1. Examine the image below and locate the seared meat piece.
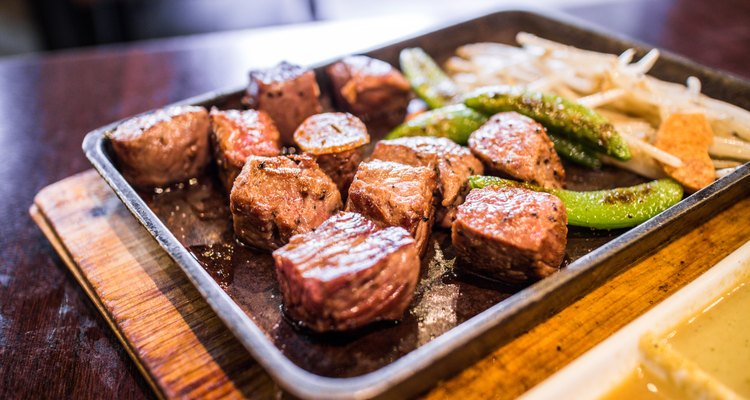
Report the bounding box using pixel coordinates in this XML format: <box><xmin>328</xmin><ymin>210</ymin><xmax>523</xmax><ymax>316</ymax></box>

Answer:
<box><xmin>293</xmin><ymin>112</ymin><xmax>370</xmax><ymax>194</ymax></box>
<box><xmin>108</xmin><ymin>105</ymin><xmax>211</xmax><ymax>188</ymax></box>
<box><xmin>346</xmin><ymin>160</ymin><xmax>437</xmax><ymax>256</ymax></box>
<box><xmin>242</xmin><ymin>61</ymin><xmax>322</xmax><ymax>145</ymax></box>
<box><xmin>452</xmin><ymin>186</ymin><xmax>567</xmax><ymax>284</ymax></box>
<box><xmin>469</xmin><ymin>112</ymin><xmax>565</xmax><ymax>189</ymax></box>
<box><xmin>327</xmin><ymin>55</ymin><xmax>411</xmax><ymax>124</ymax></box>
<box><xmin>210</xmin><ymin>108</ymin><xmax>282</xmax><ymax>191</ymax></box>
<box><xmin>273</xmin><ymin>211</ymin><xmax>419</xmax><ymax>332</ymax></box>
<box><xmin>370</xmin><ymin>137</ymin><xmax>484</xmax><ymax>228</ymax></box>
<box><xmin>230</xmin><ymin>155</ymin><xmax>341</xmax><ymax>251</ymax></box>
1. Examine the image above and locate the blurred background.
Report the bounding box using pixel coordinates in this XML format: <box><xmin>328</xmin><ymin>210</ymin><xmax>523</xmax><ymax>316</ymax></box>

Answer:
<box><xmin>1</xmin><ymin>0</ymin><xmax>637</xmax><ymax>57</ymax></box>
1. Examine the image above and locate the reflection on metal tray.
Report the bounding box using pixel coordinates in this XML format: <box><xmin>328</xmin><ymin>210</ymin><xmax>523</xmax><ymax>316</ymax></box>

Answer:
<box><xmin>83</xmin><ymin>8</ymin><xmax>750</xmax><ymax>400</ymax></box>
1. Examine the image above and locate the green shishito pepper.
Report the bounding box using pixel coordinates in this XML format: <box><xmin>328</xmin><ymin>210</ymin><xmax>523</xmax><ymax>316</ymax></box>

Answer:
<box><xmin>469</xmin><ymin>175</ymin><xmax>683</xmax><ymax>230</ymax></box>
<box><xmin>385</xmin><ymin>104</ymin><xmax>488</xmax><ymax>144</ymax></box>
<box><xmin>548</xmin><ymin>133</ymin><xmax>602</xmax><ymax>169</ymax></box>
<box><xmin>463</xmin><ymin>86</ymin><xmax>632</xmax><ymax>161</ymax></box>
<box><xmin>399</xmin><ymin>47</ymin><xmax>460</xmax><ymax>109</ymax></box>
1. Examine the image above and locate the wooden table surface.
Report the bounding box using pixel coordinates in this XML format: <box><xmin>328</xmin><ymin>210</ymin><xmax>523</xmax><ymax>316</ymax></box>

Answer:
<box><xmin>2</xmin><ymin>0</ymin><xmax>749</xmax><ymax>398</ymax></box>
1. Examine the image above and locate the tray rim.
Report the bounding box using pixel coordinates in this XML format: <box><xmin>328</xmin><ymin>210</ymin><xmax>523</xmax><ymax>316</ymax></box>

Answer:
<box><xmin>82</xmin><ymin>6</ymin><xmax>750</xmax><ymax>400</ymax></box>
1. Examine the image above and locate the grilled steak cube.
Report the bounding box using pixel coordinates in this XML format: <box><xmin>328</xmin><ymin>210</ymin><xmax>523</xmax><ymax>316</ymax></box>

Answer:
<box><xmin>108</xmin><ymin>105</ymin><xmax>211</xmax><ymax>188</ymax></box>
<box><xmin>327</xmin><ymin>55</ymin><xmax>411</xmax><ymax>125</ymax></box>
<box><xmin>452</xmin><ymin>186</ymin><xmax>567</xmax><ymax>283</ymax></box>
<box><xmin>242</xmin><ymin>61</ymin><xmax>322</xmax><ymax>145</ymax></box>
<box><xmin>230</xmin><ymin>155</ymin><xmax>341</xmax><ymax>251</ymax></box>
<box><xmin>293</xmin><ymin>112</ymin><xmax>370</xmax><ymax>194</ymax></box>
<box><xmin>346</xmin><ymin>160</ymin><xmax>437</xmax><ymax>256</ymax></box>
<box><xmin>370</xmin><ymin>137</ymin><xmax>484</xmax><ymax>228</ymax></box>
<box><xmin>210</xmin><ymin>108</ymin><xmax>281</xmax><ymax>191</ymax></box>
<box><xmin>273</xmin><ymin>211</ymin><xmax>419</xmax><ymax>332</ymax></box>
<box><xmin>469</xmin><ymin>112</ymin><xmax>565</xmax><ymax>189</ymax></box>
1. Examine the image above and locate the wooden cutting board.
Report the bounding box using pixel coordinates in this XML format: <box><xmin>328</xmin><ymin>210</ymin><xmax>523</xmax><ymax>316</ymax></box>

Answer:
<box><xmin>30</xmin><ymin>169</ymin><xmax>750</xmax><ymax>399</ymax></box>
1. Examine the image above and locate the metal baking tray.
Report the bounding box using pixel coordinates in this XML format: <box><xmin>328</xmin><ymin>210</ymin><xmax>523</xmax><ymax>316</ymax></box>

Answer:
<box><xmin>82</xmin><ymin>8</ymin><xmax>750</xmax><ymax>399</ymax></box>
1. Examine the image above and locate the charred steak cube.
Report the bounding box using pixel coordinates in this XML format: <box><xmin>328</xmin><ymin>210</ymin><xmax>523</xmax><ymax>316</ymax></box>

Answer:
<box><xmin>346</xmin><ymin>160</ymin><xmax>437</xmax><ymax>256</ymax></box>
<box><xmin>294</xmin><ymin>112</ymin><xmax>370</xmax><ymax>194</ymax></box>
<box><xmin>452</xmin><ymin>186</ymin><xmax>567</xmax><ymax>283</ymax></box>
<box><xmin>230</xmin><ymin>155</ymin><xmax>341</xmax><ymax>251</ymax></box>
<box><xmin>210</xmin><ymin>108</ymin><xmax>281</xmax><ymax>191</ymax></box>
<box><xmin>273</xmin><ymin>211</ymin><xmax>419</xmax><ymax>332</ymax></box>
<box><xmin>469</xmin><ymin>112</ymin><xmax>565</xmax><ymax>189</ymax></box>
<box><xmin>327</xmin><ymin>55</ymin><xmax>411</xmax><ymax>125</ymax></box>
<box><xmin>108</xmin><ymin>105</ymin><xmax>211</xmax><ymax>188</ymax></box>
<box><xmin>242</xmin><ymin>61</ymin><xmax>322</xmax><ymax>145</ymax></box>
<box><xmin>370</xmin><ymin>136</ymin><xmax>484</xmax><ymax>228</ymax></box>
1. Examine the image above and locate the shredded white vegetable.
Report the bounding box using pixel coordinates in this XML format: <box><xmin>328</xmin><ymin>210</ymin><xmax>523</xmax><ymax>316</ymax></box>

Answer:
<box><xmin>602</xmin><ymin>155</ymin><xmax>667</xmax><ymax>181</ymax></box>
<box><xmin>709</xmin><ymin>136</ymin><xmax>750</xmax><ymax>161</ymax></box>
<box><xmin>577</xmin><ymin>88</ymin><xmax>626</xmax><ymax>108</ymax></box>
<box><xmin>716</xmin><ymin>167</ymin><xmax>739</xmax><ymax>179</ymax></box>
<box><xmin>618</xmin><ymin>48</ymin><xmax>636</xmax><ymax>65</ymax></box>
<box><xmin>627</xmin><ymin>49</ymin><xmax>660</xmax><ymax>75</ymax></box>
<box><xmin>446</xmin><ymin>33</ymin><xmax>750</xmax><ymax>182</ymax></box>
<box><xmin>712</xmin><ymin>159</ymin><xmax>742</xmax><ymax>169</ymax></box>
<box><xmin>611</xmin><ymin>119</ymin><xmax>655</xmax><ymax>141</ymax></box>
<box><xmin>621</xmin><ymin>133</ymin><xmax>683</xmax><ymax>168</ymax></box>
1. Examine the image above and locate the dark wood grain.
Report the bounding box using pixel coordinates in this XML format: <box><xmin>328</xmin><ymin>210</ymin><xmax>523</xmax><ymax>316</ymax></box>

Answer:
<box><xmin>3</xmin><ymin>0</ymin><xmax>749</xmax><ymax>398</ymax></box>
<box><xmin>31</xmin><ymin>171</ymin><xmax>281</xmax><ymax>399</ymax></box>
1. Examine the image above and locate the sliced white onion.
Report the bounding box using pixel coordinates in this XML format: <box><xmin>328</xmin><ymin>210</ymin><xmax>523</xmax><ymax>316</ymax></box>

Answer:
<box><xmin>716</xmin><ymin>167</ymin><xmax>740</xmax><ymax>179</ymax></box>
<box><xmin>618</xmin><ymin>48</ymin><xmax>636</xmax><ymax>65</ymax></box>
<box><xmin>711</xmin><ymin>159</ymin><xmax>742</xmax><ymax>169</ymax></box>
<box><xmin>686</xmin><ymin>76</ymin><xmax>702</xmax><ymax>96</ymax></box>
<box><xmin>628</xmin><ymin>49</ymin><xmax>660</xmax><ymax>75</ymax></box>
<box><xmin>620</xmin><ymin>132</ymin><xmax>683</xmax><ymax>168</ymax></box>
<box><xmin>709</xmin><ymin>136</ymin><xmax>750</xmax><ymax>161</ymax></box>
<box><xmin>577</xmin><ymin>88</ymin><xmax>626</xmax><ymax>108</ymax></box>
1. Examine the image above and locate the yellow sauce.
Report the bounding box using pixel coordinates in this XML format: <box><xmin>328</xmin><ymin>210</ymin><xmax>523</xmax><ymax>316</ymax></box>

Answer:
<box><xmin>666</xmin><ymin>280</ymin><xmax>750</xmax><ymax>397</ymax></box>
<box><xmin>603</xmin><ymin>278</ymin><xmax>750</xmax><ymax>399</ymax></box>
<box><xmin>601</xmin><ymin>365</ymin><xmax>684</xmax><ymax>400</ymax></box>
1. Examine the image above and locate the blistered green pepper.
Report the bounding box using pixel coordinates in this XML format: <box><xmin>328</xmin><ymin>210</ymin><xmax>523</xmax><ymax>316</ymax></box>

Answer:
<box><xmin>399</xmin><ymin>47</ymin><xmax>460</xmax><ymax>109</ymax></box>
<box><xmin>469</xmin><ymin>176</ymin><xmax>683</xmax><ymax>229</ymax></box>
<box><xmin>463</xmin><ymin>86</ymin><xmax>631</xmax><ymax>161</ymax></box>
<box><xmin>385</xmin><ymin>104</ymin><xmax>487</xmax><ymax>144</ymax></box>
<box><xmin>548</xmin><ymin>133</ymin><xmax>602</xmax><ymax>169</ymax></box>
